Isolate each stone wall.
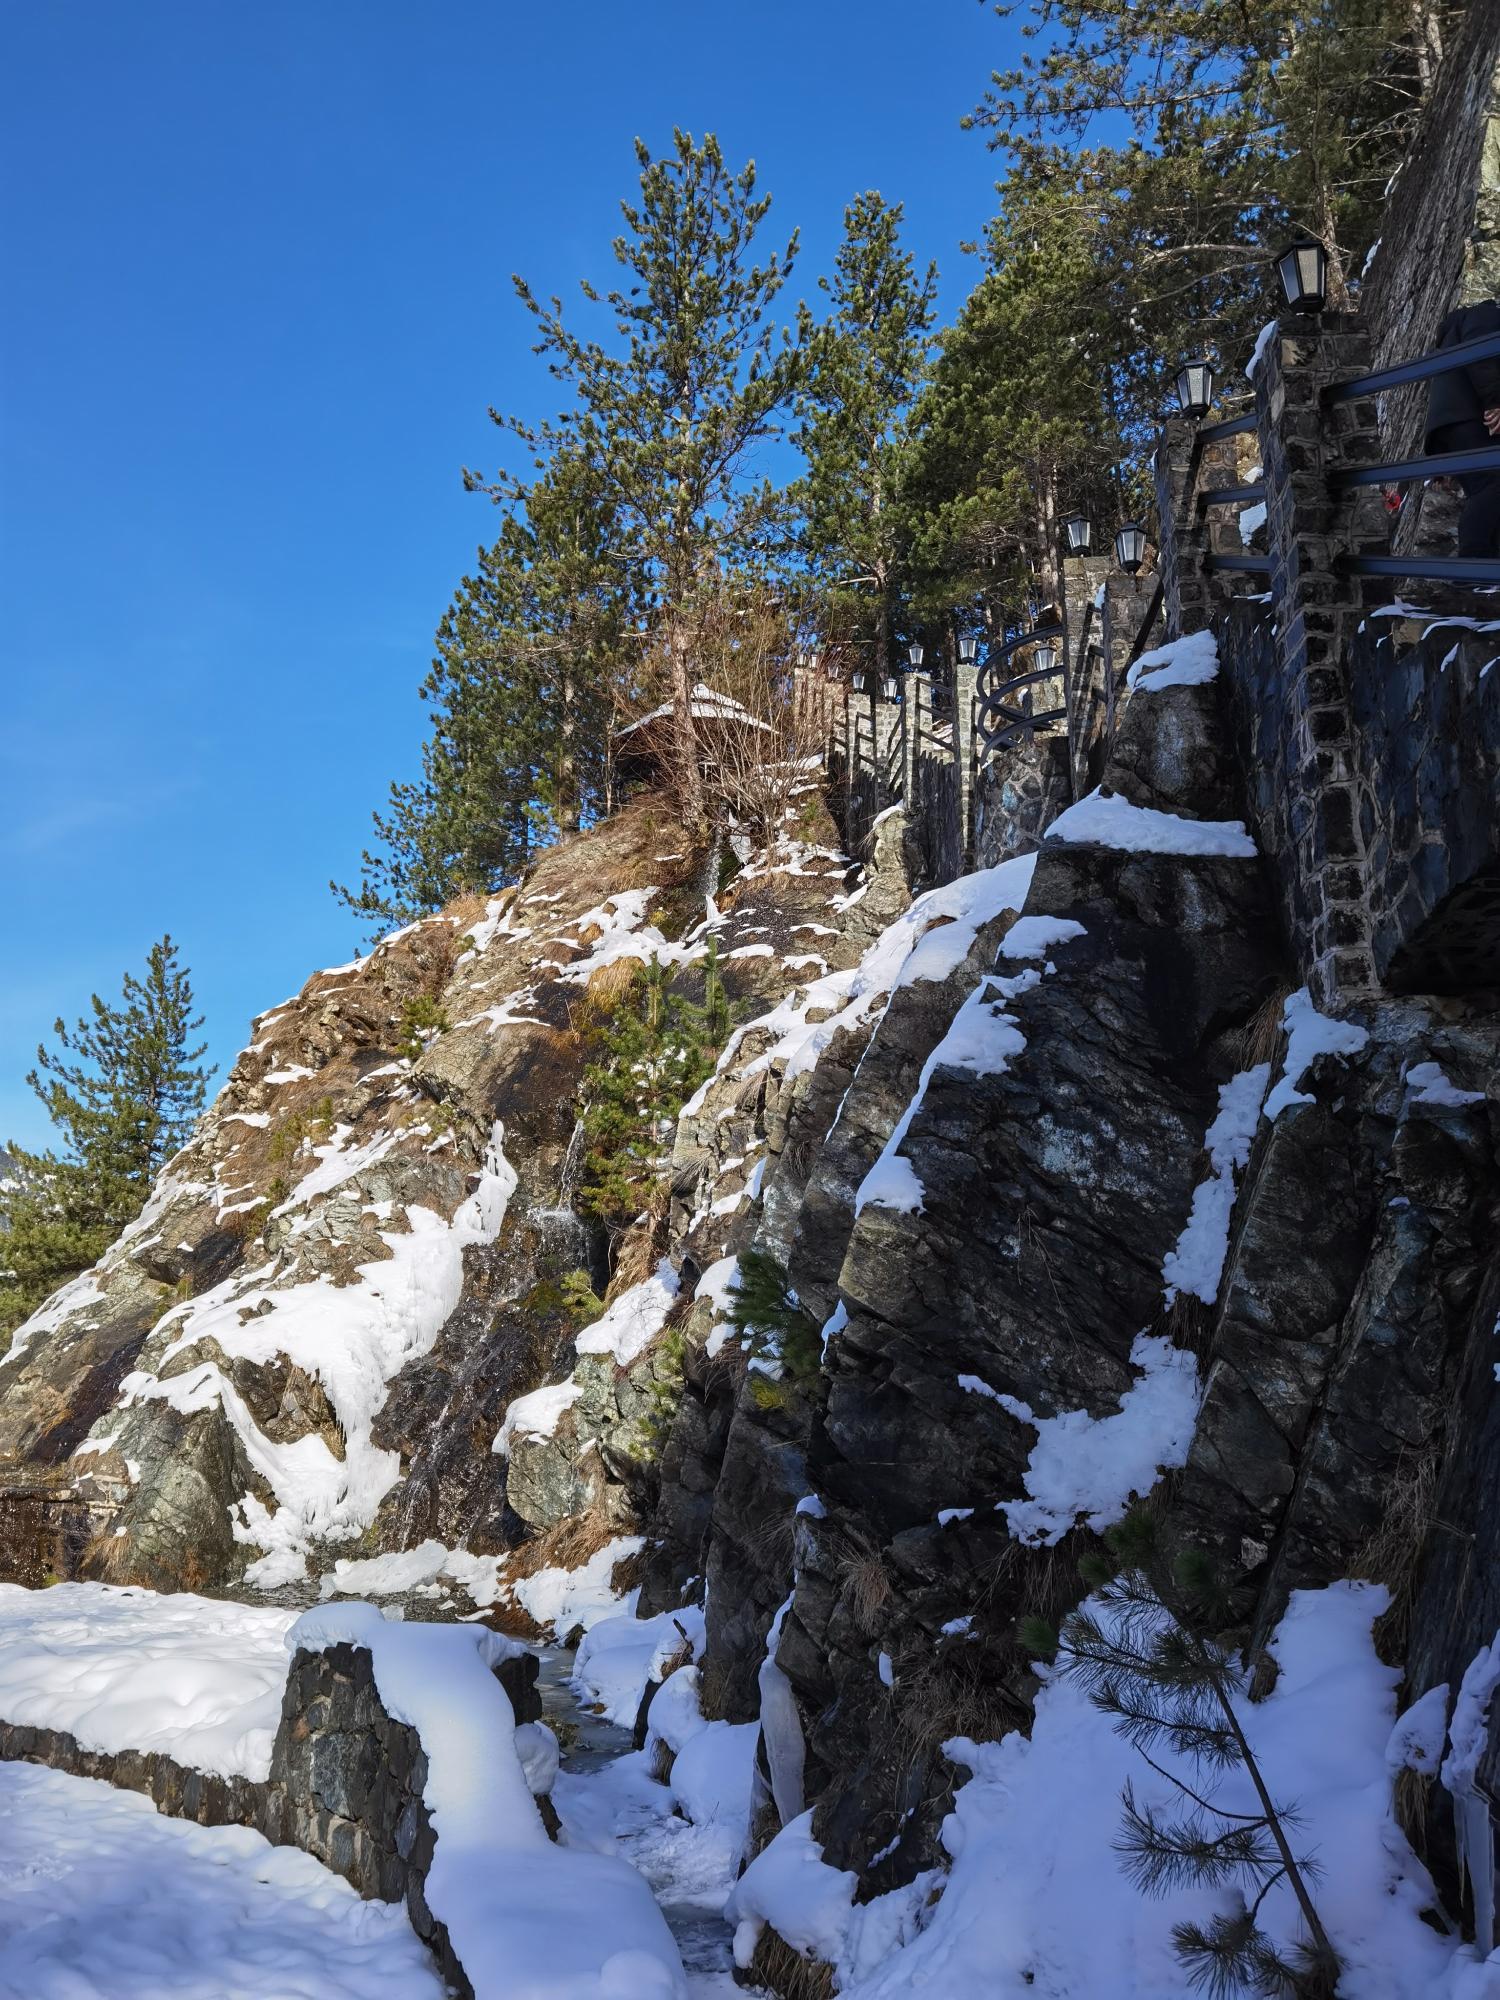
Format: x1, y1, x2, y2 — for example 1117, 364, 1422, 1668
1362, 0, 1500, 463
0, 1635, 541, 2000
1347, 615, 1500, 990
972, 734, 1071, 869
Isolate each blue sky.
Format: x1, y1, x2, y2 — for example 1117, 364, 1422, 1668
1, 0, 1011, 1149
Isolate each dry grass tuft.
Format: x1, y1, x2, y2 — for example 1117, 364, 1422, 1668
837, 1547, 893, 1636
1351, 1445, 1440, 1662
569, 958, 641, 1038
1239, 980, 1295, 1070
1394, 1763, 1433, 1861
609, 1544, 649, 1597
695, 1653, 735, 1722
747, 1927, 837, 2000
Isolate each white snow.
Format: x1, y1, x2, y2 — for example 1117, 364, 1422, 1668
857, 975, 1031, 1216
1264, 988, 1370, 1119
725, 1808, 858, 1972
319, 1538, 455, 1599
996, 1332, 1201, 1545
737, 855, 1037, 1093
1248, 318, 1278, 378
1161, 1064, 1272, 1305
575, 1260, 681, 1366
1387, 1684, 1449, 1776
616, 683, 770, 739
1443, 1632, 1500, 1956
509, 1535, 645, 1642
0, 1761, 444, 2000
575, 1606, 707, 1728
1125, 628, 1219, 692
1046, 787, 1257, 858
1406, 1061, 1484, 1109
291, 1602, 686, 1999
494, 1378, 585, 1455
998, 914, 1086, 961
0, 1581, 293, 1779
835, 1584, 1472, 2000
118, 1123, 519, 1590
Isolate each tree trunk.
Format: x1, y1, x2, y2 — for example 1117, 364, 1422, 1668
670, 614, 706, 833
1409, 0, 1443, 90
559, 651, 579, 835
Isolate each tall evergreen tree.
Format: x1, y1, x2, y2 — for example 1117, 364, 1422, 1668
335, 450, 637, 930
794, 192, 938, 680
475, 130, 804, 831
968, 0, 1450, 397
1, 938, 211, 1343
901, 177, 1120, 625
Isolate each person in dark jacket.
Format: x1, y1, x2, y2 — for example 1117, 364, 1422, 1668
1425, 298, 1500, 557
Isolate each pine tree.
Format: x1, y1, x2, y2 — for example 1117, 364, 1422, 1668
578, 950, 728, 1228
794, 192, 938, 680
474, 130, 804, 831
335, 450, 637, 930
900, 178, 1121, 625
1, 938, 212, 1343
1023, 1511, 1339, 1998
967, 0, 1447, 395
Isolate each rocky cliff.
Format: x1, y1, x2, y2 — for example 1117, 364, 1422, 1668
1, 645, 1496, 1990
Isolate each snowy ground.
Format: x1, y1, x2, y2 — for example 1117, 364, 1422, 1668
0, 1761, 443, 2000
539, 1648, 757, 1999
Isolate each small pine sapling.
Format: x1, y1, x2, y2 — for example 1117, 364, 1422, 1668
1023, 1511, 1339, 1998
728, 1247, 822, 1382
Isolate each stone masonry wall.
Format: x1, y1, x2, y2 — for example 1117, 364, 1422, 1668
0, 1637, 541, 2000
1362, 0, 1500, 463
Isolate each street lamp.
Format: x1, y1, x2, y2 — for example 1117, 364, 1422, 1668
907, 641, 925, 670
851, 666, 869, 694
1277, 240, 1328, 313
881, 671, 903, 701
957, 633, 979, 666
1174, 357, 1215, 417
1032, 638, 1059, 679
1115, 522, 1148, 575
1063, 512, 1093, 556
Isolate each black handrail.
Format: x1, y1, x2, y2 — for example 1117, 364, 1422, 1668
1198, 482, 1266, 508
1324, 327, 1500, 405
1340, 554, 1500, 583
1330, 443, 1500, 488
1200, 412, 1258, 443
986, 706, 1067, 750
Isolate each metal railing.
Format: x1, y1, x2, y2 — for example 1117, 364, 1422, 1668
1323, 327, 1500, 404
974, 619, 1067, 758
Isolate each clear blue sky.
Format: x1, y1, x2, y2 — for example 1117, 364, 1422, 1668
1, 0, 1011, 1149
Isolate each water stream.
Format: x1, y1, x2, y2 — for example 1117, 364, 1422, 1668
536, 1648, 752, 1998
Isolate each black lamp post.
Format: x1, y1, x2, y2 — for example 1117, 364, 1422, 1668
1277, 240, 1329, 313
881, 670, 903, 701
957, 634, 979, 667
851, 666, 868, 694
1032, 638, 1059, 679
1174, 357, 1215, 417
1115, 522, 1148, 575
1063, 512, 1093, 556
906, 641, 925, 671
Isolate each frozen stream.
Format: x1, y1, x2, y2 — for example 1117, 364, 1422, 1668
537, 1648, 758, 1999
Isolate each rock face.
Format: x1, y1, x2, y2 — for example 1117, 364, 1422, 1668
0, 789, 865, 1599
3, 647, 1497, 1983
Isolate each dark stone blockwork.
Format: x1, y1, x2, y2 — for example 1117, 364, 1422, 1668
0, 1638, 541, 2000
